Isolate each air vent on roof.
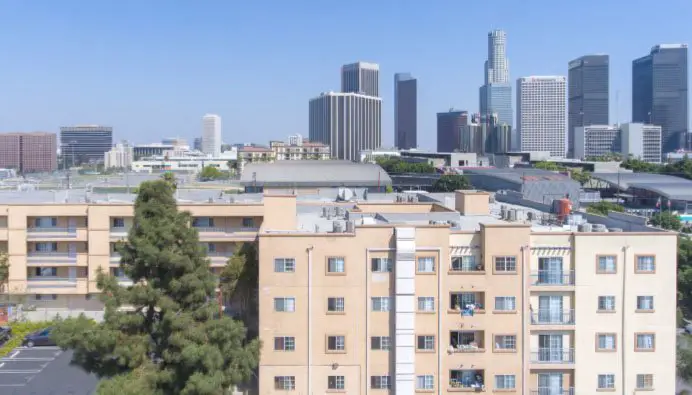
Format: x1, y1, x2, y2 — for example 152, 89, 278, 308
332, 222, 344, 233
578, 223, 592, 232
609, 228, 623, 232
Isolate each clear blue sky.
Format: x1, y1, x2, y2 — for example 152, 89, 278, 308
0, 0, 690, 150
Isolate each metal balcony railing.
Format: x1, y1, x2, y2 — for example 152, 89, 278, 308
26, 277, 79, 284
530, 309, 575, 325
194, 227, 259, 234
27, 227, 77, 237
530, 348, 575, 363
530, 388, 575, 395
27, 252, 77, 258
450, 265, 485, 273
449, 378, 485, 390
530, 270, 575, 286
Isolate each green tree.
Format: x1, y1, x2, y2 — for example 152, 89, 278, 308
52, 180, 259, 394
678, 237, 692, 316
431, 174, 472, 192
570, 169, 592, 186
375, 157, 436, 174
650, 211, 682, 231
160, 172, 177, 189
199, 166, 230, 181
585, 201, 625, 216
0, 253, 8, 294
533, 161, 563, 171
219, 243, 259, 339
679, 344, 692, 382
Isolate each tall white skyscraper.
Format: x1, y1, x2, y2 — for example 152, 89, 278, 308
485, 30, 509, 84
201, 114, 221, 157
341, 62, 380, 97
516, 76, 567, 157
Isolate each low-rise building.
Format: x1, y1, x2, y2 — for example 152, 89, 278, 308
573, 123, 662, 163
270, 140, 330, 161
104, 143, 134, 169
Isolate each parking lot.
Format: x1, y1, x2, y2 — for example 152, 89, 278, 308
0, 346, 98, 394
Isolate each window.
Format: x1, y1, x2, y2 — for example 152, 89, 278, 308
598, 374, 615, 390
596, 333, 616, 351
327, 257, 345, 274
242, 217, 254, 228
371, 336, 390, 350
598, 255, 617, 273
417, 257, 435, 273
637, 296, 654, 311
327, 335, 345, 352
204, 243, 216, 253
598, 296, 616, 311
192, 217, 214, 228
416, 375, 434, 390
636, 374, 653, 390
636, 333, 655, 351
417, 297, 435, 312
636, 255, 656, 272
494, 335, 516, 350
34, 294, 57, 301
274, 258, 296, 273
34, 217, 57, 228
274, 297, 295, 312
451, 256, 478, 272
494, 297, 516, 311
274, 337, 295, 351
495, 375, 516, 390
372, 297, 390, 312
274, 376, 295, 390
494, 256, 516, 272
35, 242, 58, 252
417, 335, 435, 351
371, 376, 391, 389
112, 217, 125, 228
328, 376, 345, 390
327, 297, 345, 313
34, 267, 57, 277
371, 258, 392, 273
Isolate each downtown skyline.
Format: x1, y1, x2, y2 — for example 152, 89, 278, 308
0, 0, 690, 150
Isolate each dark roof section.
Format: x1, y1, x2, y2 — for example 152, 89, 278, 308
462, 167, 574, 185
592, 172, 692, 201
240, 160, 392, 188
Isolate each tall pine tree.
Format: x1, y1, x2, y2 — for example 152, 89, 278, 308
53, 179, 260, 395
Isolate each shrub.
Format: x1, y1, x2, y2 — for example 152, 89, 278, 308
0, 321, 54, 357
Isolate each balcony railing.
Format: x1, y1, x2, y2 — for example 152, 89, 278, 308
449, 378, 485, 390
194, 227, 259, 234
26, 227, 77, 238
109, 228, 129, 240
530, 270, 575, 286
530, 388, 575, 395
110, 253, 122, 263
530, 348, 575, 363
27, 252, 79, 264
26, 277, 80, 288
116, 276, 134, 286
531, 309, 575, 325
450, 265, 485, 273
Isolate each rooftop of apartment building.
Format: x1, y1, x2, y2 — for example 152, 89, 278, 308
240, 160, 392, 188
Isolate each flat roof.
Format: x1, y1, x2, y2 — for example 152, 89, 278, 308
592, 172, 692, 201
463, 167, 575, 184
240, 160, 392, 187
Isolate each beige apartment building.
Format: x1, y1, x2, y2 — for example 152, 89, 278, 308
0, 189, 677, 394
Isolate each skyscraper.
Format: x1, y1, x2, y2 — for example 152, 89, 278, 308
436, 110, 468, 152
394, 73, 417, 149
60, 125, 113, 166
632, 44, 689, 152
341, 62, 379, 97
479, 30, 512, 126
517, 76, 567, 157
309, 92, 381, 161
201, 114, 222, 157
568, 55, 610, 158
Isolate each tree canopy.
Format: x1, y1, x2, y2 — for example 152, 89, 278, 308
650, 211, 682, 231
533, 161, 592, 186
431, 174, 472, 192
622, 155, 692, 180
199, 166, 230, 181
52, 179, 259, 395
0, 253, 8, 293
375, 157, 436, 174
585, 201, 625, 216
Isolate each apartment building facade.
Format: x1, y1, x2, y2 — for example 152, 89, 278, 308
258, 192, 676, 395
0, 190, 677, 394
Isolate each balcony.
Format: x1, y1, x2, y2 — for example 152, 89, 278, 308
449, 257, 485, 274
116, 276, 134, 286
530, 348, 575, 364
110, 253, 121, 264
531, 309, 575, 325
450, 292, 486, 314
530, 389, 574, 395
109, 227, 129, 241
207, 252, 232, 267
530, 270, 575, 286
26, 277, 88, 293
26, 227, 77, 240
194, 227, 259, 241
449, 331, 485, 353
26, 252, 83, 265
449, 370, 485, 391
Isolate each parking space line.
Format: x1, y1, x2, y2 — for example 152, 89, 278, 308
0, 357, 55, 362
8, 351, 19, 359
0, 370, 42, 374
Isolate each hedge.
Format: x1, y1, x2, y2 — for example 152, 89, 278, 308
0, 321, 54, 357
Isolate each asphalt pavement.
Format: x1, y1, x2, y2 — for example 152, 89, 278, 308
0, 346, 98, 395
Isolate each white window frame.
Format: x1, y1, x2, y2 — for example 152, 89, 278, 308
597, 334, 616, 350
274, 258, 296, 273
416, 375, 434, 390
417, 335, 435, 351
598, 255, 617, 273
371, 336, 391, 350
637, 296, 654, 310
598, 296, 616, 311
274, 376, 296, 390
636, 255, 655, 272
274, 297, 296, 312
327, 297, 345, 313
636, 374, 653, 390
371, 376, 391, 389
494, 256, 517, 272
274, 336, 295, 351
371, 258, 392, 273
372, 297, 390, 312
327, 257, 345, 273
451, 255, 477, 271
636, 334, 655, 350
494, 296, 516, 311
417, 297, 435, 312
327, 335, 345, 351
417, 257, 435, 273
598, 374, 615, 389
328, 375, 345, 390
494, 375, 516, 390
494, 335, 516, 350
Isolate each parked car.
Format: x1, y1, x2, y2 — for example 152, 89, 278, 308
22, 327, 55, 347
0, 326, 11, 345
